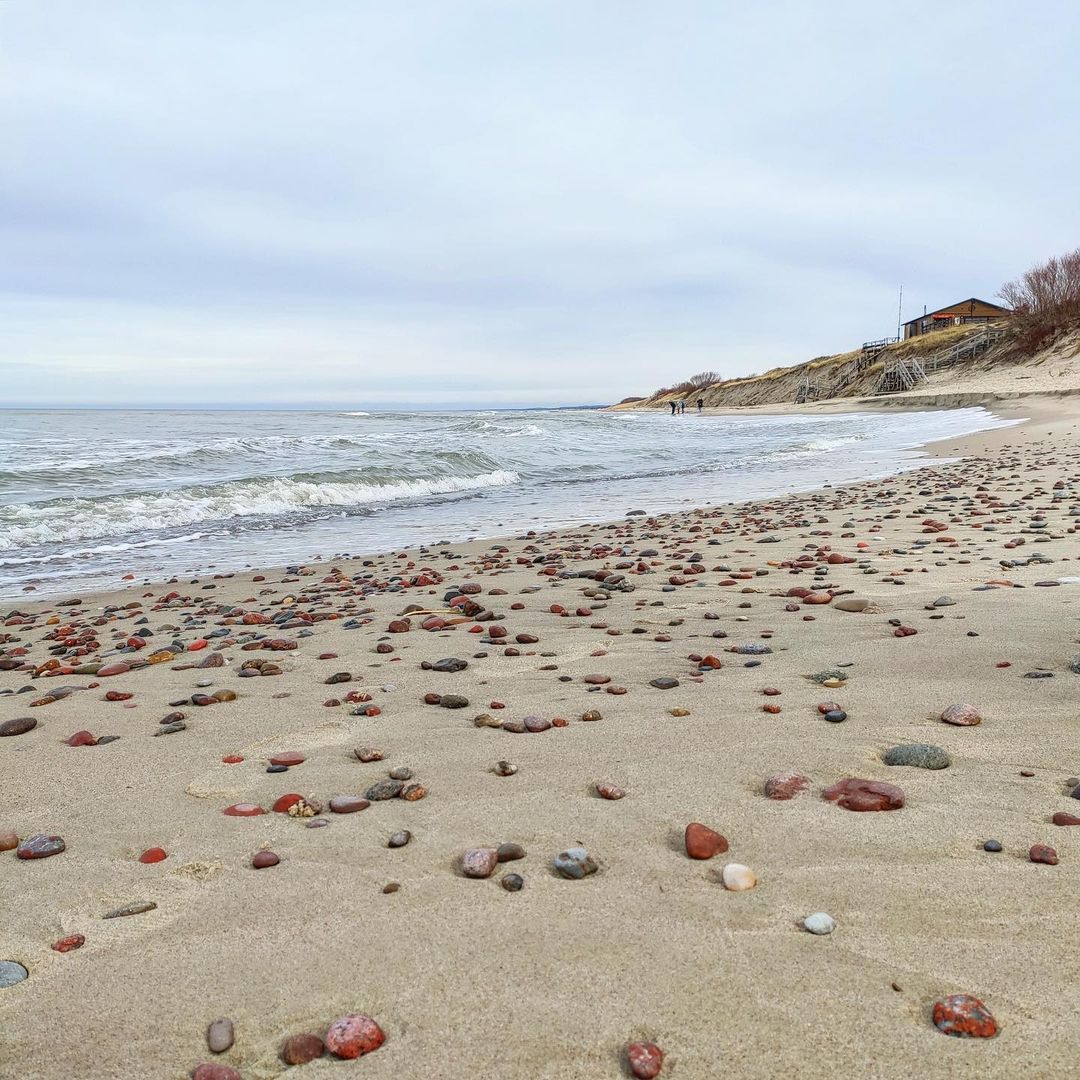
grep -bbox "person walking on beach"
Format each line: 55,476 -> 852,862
696,398 -> 704,413
670,400 -> 678,415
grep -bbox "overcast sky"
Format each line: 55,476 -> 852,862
3,1 -> 1079,408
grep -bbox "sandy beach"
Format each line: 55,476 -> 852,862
3,395 -> 1079,1080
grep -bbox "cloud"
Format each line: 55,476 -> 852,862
2,0 -> 1079,406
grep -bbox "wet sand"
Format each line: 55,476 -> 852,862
2,396 -> 1079,1079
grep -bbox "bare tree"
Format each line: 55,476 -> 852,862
1000,246 -> 1080,351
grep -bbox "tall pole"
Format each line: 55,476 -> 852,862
896,284 -> 903,340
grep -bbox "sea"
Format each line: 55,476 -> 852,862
0,406 -> 1019,599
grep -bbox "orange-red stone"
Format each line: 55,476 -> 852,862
932,994 -> 997,1038
138,847 -> 167,864
822,778 -> 904,811
684,823 -> 728,859
324,1014 -> 385,1059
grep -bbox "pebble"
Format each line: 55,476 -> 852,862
822,778 -> 904,811
882,744 -> 951,770
0,961 -> 29,988
103,900 -> 157,919
388,830 -> 411,848
554,847 -> 598,879
462,847 -> 499,878
626,1041 -> 664,1078
494,760 -> 518,776
139,847 -> 167,864
0,831 -> 20,851
0,717 -> 36,737
684,823 -> 728,860
501,872 -> 524,891
17,833 -> 65,859
932,993 -> 998,1038
1029,844 -> 1059,864
596,782 -> 625,800
764,772 -> 810,800
252,850 -> 280,869
191,1065 -> 242,1080
364,779 -> 403,801
281,1032 -> 324,1065
329,795 -> 369,814
206,1018 -> 234,1054
940,703 -> 982,726
1052,812 -> 1080,826
496,842 -> 525,862
649,677 -> 679,689
223,803 -> 265,817
721,863 -> 757,891
324,1013 -> 386,1059
983,839 -> 1003,852
803,912 -> 836,935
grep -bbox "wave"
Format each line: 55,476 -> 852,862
0,470 -> 520,550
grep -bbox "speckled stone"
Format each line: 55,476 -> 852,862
882,744 -> 951,770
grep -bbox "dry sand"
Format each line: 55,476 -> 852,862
2,396 -> 1079,1079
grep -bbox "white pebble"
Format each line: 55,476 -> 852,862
803,912 -> 836,935
721,863 -> 757,891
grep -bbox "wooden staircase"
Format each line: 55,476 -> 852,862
873,325 -> 1007,395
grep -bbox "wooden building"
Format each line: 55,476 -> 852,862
902,297 -> 1012,339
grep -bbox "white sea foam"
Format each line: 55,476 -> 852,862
0,470 -> 520,550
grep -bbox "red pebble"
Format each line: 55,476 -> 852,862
272,793 -> 304,813
627,1041 -> 664,1078
1052,812 -> 1080,826
138,847 -> 167,864
1029,844 -> 1059,864
822,778 -> 904,811
51,933 -> 86,953
270,751 -> 305,767
192,1065 -> 243,1080
932,994 -> 998,1038
66,730 -> 97,746
252,850 -> 280,869
762,704 -> 781,714
764,772 -> 810,800
104,690 -> 133,701
221,755 -> 244,764
223,803 -> 265,817
324,1013 -> 385,1059
684,822 -> 728,859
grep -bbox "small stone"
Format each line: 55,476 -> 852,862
382,882 -> 400,893
51,934 -> 85,953
354,747 -> 383,762
269,750 -> 305,766
252,850 -> 280,869
684,823 -> 728,860
0,831 -> 18,851
16,833 -> 65,859
0,961 -> 29,988
581,709 -> 602,721
223,803 -> 265,817
596,782 -> 625,800
983,839 -> 1003,852
1029,844 -> 1058,864
388,765 -> 413,781
281,1032 -> 324,1065
103,900 -> 156,919
494,760 -> 518,776
138,847 -> 167,864
192,1065 -> 243,1080
324,1013 -> 386,1059
764,772 -> 810,800
501,873 -> 524,891
649,677 -> 679,689
329,795 -> 369,814
627,1041 -> 664,1079
462,847 -> 499,878
364,779 -> 403,801
882,744 -> 951,770
1052,812 -> 1080,826
206,1018 -> 234,1054
822,778 -> 904,811
388,830 -> 411,848
0,717 -> 36,737
440,694 -> 469,709
940,703 -> 982,726
803,912 -> 836,935
554,847 -> 597,879
721,863 -> 757,891
833,597 -> 868,612
401,782 -> 427,801
496,842 -> 525,862
932,994 -> 998,1038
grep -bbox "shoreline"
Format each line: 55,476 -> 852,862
3,398 -> 1033,607
3,393 -> 1079,1078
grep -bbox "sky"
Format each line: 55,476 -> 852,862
3,1 -> 1080,409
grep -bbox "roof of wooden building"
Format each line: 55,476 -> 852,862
902,297 -> 1012,328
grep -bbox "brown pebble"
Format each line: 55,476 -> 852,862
382,882 -> 400,893
252,850 -> 280,869
281,1032 -> 324,1066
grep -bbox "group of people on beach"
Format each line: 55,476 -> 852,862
670,398 -> 705,415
